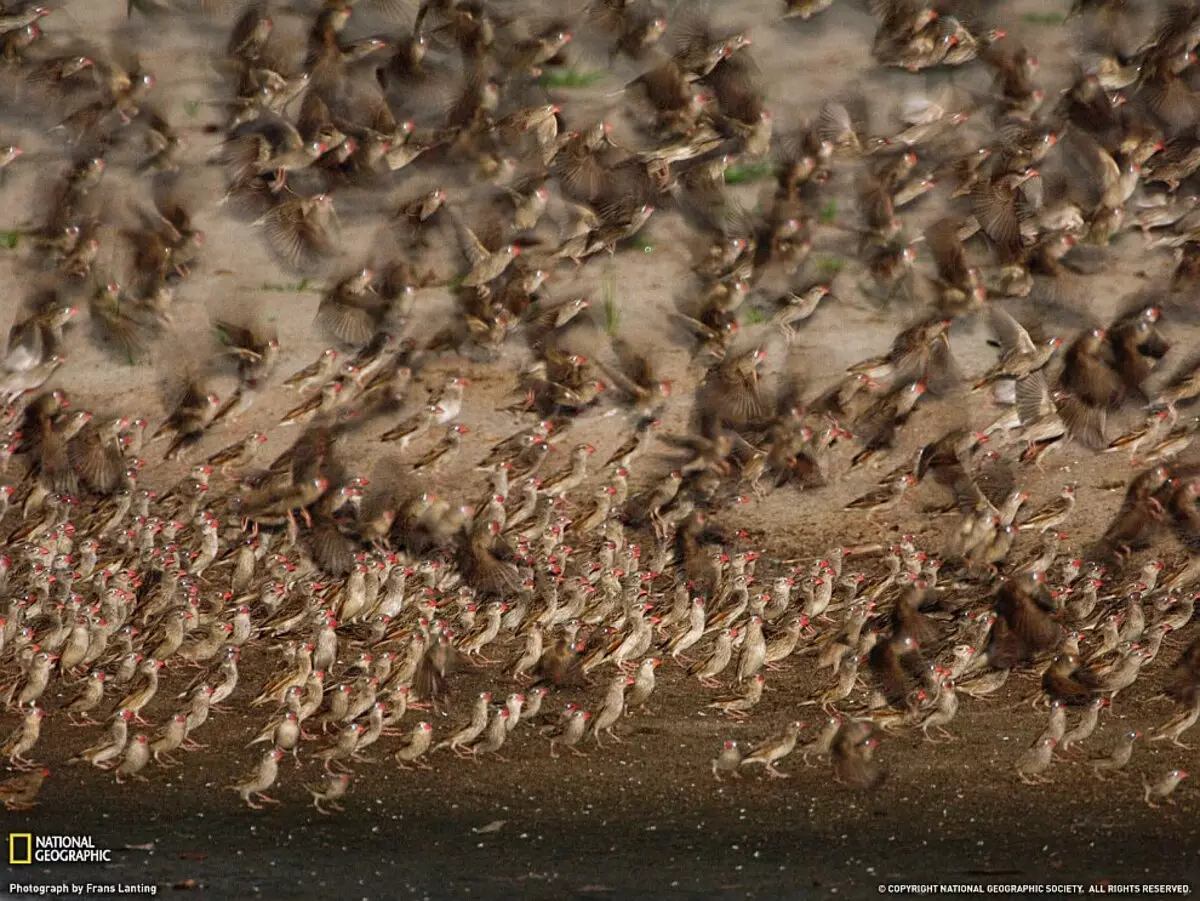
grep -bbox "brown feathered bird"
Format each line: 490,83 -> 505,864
531,635 -> 586,689
413,628 -> 472,709
915,426 -> 989,511
457,521 -> 520,598
0,766 -> 50,810
1042,652 -> 1104,706
1107,305 -> 1170,397
151,374 -> 220,461
867,632 -> 922,707
1164,636 -> 1200,709
986,572 -> 1062,668
830,719 -> 886,790
1055,326 -> 1124,449
1093,464 -> 1171,560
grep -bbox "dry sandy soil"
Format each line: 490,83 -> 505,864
2,0 -> 1200,899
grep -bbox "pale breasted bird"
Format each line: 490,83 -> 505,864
2,705 -> 46,770
114,734 -> 151,784
711,739 -> 743,780
1090,729 -> 1139,780
740,720 -> 805,779
307,771 -> 352,814
394,721 -> 434,769
591,674 -> 633,746
547,708 -> 590,758
1143,769 -> 1188,807
232,747 -> 284,809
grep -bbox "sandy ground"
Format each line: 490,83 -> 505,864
1,0 -> 1200,899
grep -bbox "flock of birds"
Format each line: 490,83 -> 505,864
0,0 -> 1200,817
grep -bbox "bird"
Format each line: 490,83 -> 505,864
0,767 -> 50,810
707,674 -> 765,720
307,772 -> 352,815
232,748 -> 284,809
2,706 -> 46,770
711,739 -> 743,780
591,674 -> 632,746
1016,737 -> 1056,785
394,721 -> 435,769
1143,769 -> 1188,808
547,708 -> 590,758
1090,729 -> 1139,781
831,720 -> 886,790
739,721 -> 805,778
114,734 -> 151,784
151,374 -> 221,461
68,709 -> 133,770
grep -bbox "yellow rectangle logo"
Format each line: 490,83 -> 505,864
9,832 -> 32,864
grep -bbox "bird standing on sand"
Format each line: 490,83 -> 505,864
711,739 -> 742,780
740,721 -> 805,779
232,748 -> 284,809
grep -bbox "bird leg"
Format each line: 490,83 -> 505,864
764,763 -> 790,779
698,676 -> 722,689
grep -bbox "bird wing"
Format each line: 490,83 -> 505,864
988,306 -> 1037,357
449,209 -> 492,268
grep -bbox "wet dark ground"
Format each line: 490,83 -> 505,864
6,768 -> 1198,900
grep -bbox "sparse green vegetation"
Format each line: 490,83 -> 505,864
627,233 -> 653,254
1022,12 -> 1064,26
819,199 -> 838,224
261,279 -> 315,293
602,276 -> 620,337
743,307 -> 769,325
183,100 -> 201,118
723,162 -> 774,185
539,68 -> 605,89
0,230 -> 20,250
814,255 -> 846,276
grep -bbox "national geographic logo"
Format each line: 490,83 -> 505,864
10,834 -> 31,865
8,834 -> 113,864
